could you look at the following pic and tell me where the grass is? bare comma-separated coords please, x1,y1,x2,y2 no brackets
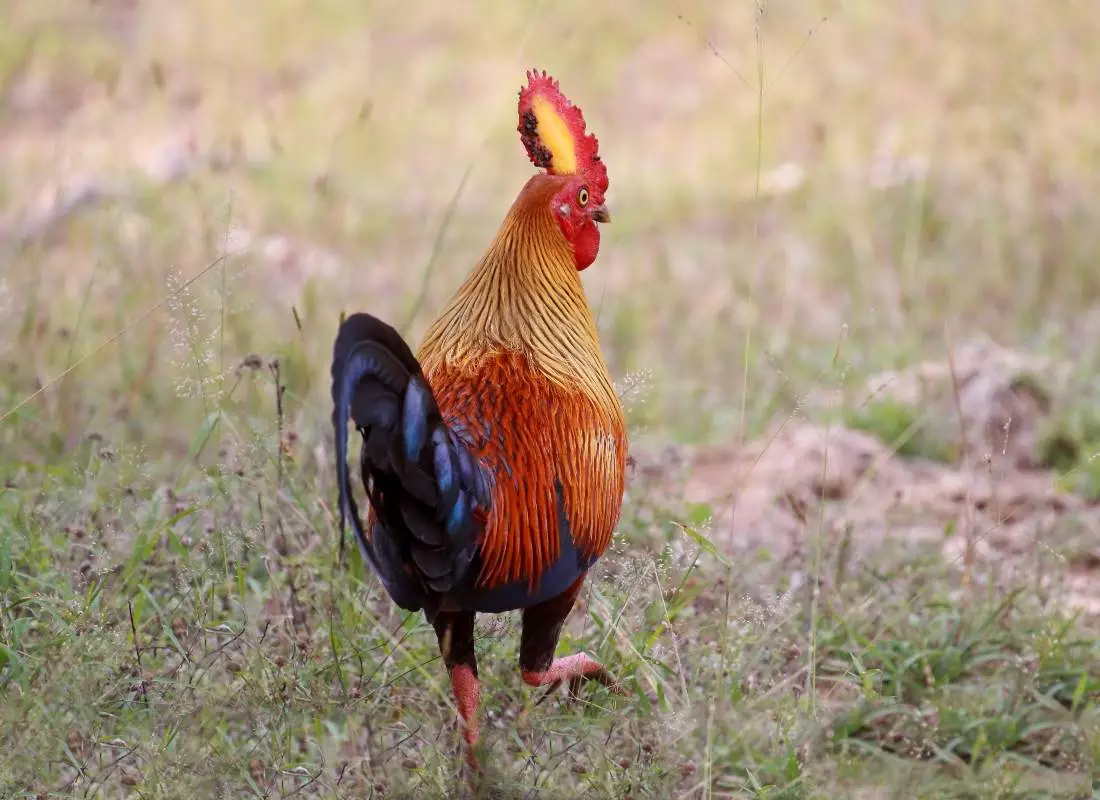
2,0,1100,797
843,398,957,464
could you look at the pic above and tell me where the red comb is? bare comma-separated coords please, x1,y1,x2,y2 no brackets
517,70,608,195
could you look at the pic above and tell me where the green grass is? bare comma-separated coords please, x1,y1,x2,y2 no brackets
3,1,1100,797
843,398,957,464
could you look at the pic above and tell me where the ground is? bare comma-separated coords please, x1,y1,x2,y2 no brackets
1,1,1099,798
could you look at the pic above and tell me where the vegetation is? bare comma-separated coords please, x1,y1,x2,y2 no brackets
2,1,1098,797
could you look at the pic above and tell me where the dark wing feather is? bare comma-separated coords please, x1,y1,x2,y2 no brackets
331,313,491,612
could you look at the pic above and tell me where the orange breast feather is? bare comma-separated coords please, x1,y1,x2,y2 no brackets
426,351,626,590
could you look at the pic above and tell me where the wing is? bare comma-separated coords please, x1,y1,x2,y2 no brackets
332,313,491,614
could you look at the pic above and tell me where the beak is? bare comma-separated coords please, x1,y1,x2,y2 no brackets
590,204,611,224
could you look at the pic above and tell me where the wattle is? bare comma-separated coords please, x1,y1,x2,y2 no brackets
571,221,600,271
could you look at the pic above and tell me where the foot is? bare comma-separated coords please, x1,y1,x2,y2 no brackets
449,664,481,771
521,652,627,706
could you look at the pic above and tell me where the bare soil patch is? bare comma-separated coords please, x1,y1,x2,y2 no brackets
634,342,1100,615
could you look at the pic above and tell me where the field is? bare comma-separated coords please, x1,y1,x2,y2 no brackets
2,1,1100,797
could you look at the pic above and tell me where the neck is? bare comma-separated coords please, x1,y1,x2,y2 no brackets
418,175,615,401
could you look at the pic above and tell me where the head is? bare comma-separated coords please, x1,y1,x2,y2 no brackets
517,70,610,271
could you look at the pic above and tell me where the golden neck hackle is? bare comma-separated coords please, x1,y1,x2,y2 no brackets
417,176,619,411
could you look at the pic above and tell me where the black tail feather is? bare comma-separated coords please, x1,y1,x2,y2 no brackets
331,313,490,607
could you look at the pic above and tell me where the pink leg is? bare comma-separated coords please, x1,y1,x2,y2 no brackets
432,612,480,773
449,664,481,770
519,576,626,704
522,652,626,703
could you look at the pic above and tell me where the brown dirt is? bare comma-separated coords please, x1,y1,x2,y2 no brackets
856,337,1070,471
633,342,1100,616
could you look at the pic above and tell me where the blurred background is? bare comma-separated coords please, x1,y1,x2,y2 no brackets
3,1,1100,795
4,0,1100,451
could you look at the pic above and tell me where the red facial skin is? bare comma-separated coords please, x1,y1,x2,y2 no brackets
550,178,608,271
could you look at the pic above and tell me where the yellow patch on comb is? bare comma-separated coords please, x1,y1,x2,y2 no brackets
529,95,578,175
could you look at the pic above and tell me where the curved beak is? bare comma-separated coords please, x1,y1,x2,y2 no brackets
590,204,611,224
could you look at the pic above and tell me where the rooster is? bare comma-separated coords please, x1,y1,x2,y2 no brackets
331,70,626,768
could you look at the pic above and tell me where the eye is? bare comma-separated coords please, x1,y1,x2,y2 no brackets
577,187,589,207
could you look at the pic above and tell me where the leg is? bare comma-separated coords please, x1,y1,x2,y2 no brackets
518,574,625,703
431,610,480,770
